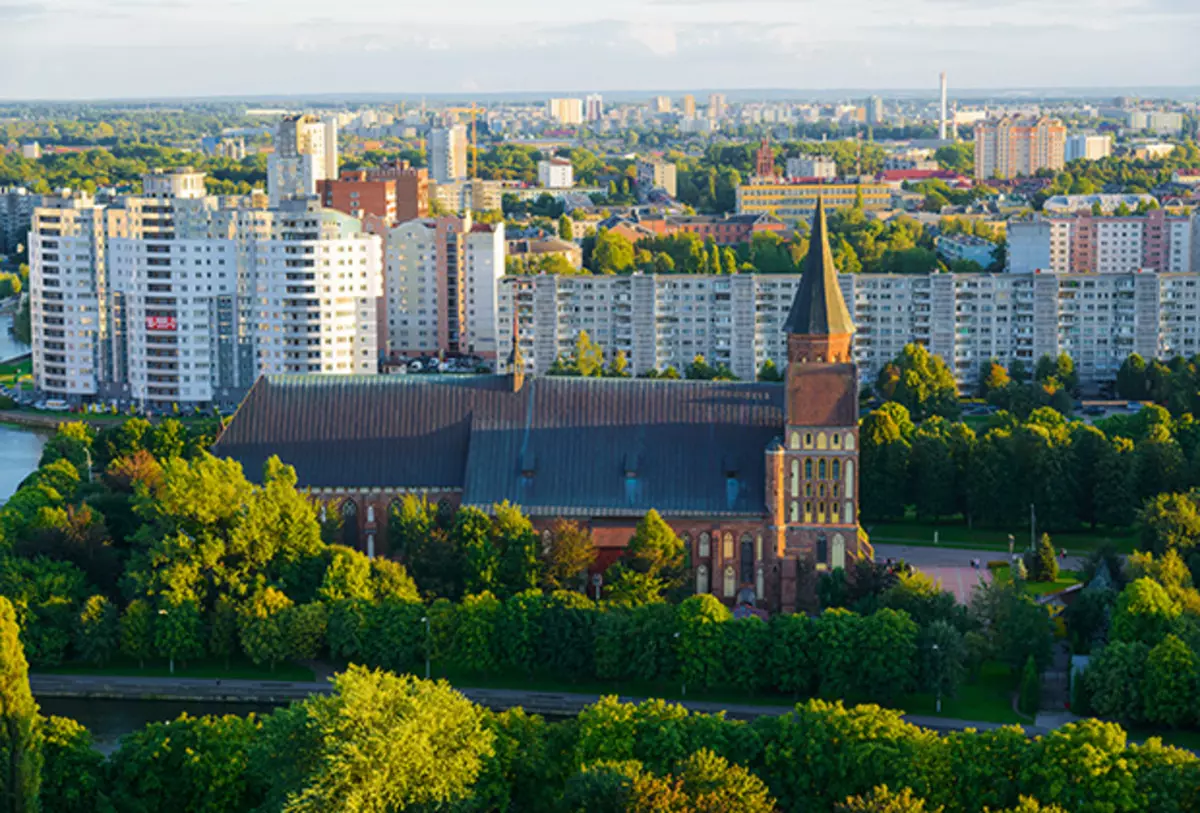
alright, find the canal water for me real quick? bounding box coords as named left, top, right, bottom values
left=39, top=697, right=286, bottom=755
left=0, top=312, right=27, bottom=361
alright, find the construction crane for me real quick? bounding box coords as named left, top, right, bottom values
left=443, top=103, right=483, bottom=178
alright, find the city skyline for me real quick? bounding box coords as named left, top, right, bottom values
left=3, top=0, right=1200, bottom=100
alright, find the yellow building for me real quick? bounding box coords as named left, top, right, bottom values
left=736, top=182, right=891, bottom=221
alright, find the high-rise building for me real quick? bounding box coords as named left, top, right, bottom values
left=1126, top=111, right=1185, bottom=134
left=267, top=115, right=339, bottom=205
left=428, top=126, right=468, bottom=184
left=865, top=96, right=884, bottom=126
left=653, top=96, right=672, bottom=114
left=584, top=94, right=604, bottom=122
left=939, top=73, right=949, bottom=141
left=1065, top=134, right=1114, bottom=162
left=973, top=117, right=1066, bottom=180
left=547, top=98, right=584, bottom=126
left=29, top=168, right=382, bottom=407
left=635, top=159, right=678, bottom=198
left=379, top=215, right=505, bottom=360
left=708, top=93, right=727, bottom=120
left=682, top=94, right=697, bottom=118
left=0, top=187, right=38, bottom=254
left=318, top=171, right=398, bottom=222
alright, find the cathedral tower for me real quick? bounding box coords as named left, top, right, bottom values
left=777, top=197, right=860, bottom=572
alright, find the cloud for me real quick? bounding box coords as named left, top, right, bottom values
left=0, top=2, right=47, bottom=19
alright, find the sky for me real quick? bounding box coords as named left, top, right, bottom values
left=1, top=0, right=1199, bottom=100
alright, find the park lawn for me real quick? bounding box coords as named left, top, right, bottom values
left=0, top=358, right=31, bottom=387
left=901, top=661, right=1023, bottom=725
left=868, top=519, right=1137, bottom=555
left=991, top=566, right=1082, bottom=596
left=36, top=656, right=316, bottom=682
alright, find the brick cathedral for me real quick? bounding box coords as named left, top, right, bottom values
left=215, top=199, right=870, bottom=613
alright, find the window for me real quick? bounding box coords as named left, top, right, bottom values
left=740, top=534, right=754, bottom=584
left=805, top=459, right=813, bottom=479
left=340, top=499, right=358, bottom=548
left=722, top=532, right=734, bottom=560
left=723, top=566, right=736, bottom=598
left=696, top=565, right=709, bottom=595
left=818, top=459, right=827, bottom=479
left=832, top=460, right=841, bottom=480
left=790, top=459, right=800, bottom=497
left=699, top=532, right=711, bottom=557
left=817, top=432, right=828, bottom=450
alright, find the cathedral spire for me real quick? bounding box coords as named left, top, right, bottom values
left=783, top=196, right=855, bottom=337
left=507, top=298, right=525, bottom=392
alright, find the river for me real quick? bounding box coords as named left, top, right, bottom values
left=0, top=313, right=43, bottom=502
left=0, top=312, right=26, bottom=362
left=39, top=697, right=284, bottom=755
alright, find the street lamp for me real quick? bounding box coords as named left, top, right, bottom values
left=931, top=643, right=941, bottom=713
left=157, top=609, right=174, bottom=675
left=421, top=616, right=430, bottom=680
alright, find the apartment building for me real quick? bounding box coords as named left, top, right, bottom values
left=29, top=168, right=382, bottom=407
left=973, top=117, right=1066, bottom=180
left=1126, top=111, right=1185, bottom=134
left=681, top=95, right=696, bottom=118
left=537, top=158, right=574, bottom=189
left=736, top=182, right=891, bottom=222
left=635, top=159, right=678, bottom=198
left=318, top=170, right=398, bottom=222
left=0, top=187, right=37, bottom=254
left=380, top=215, right=505, bottom=361
left=366, top=160, right=430, bottom=222
left=1008, top=212, right=1198, bottom=275
left=267, top=115, right=339, bottom=205
left=547, top=98, right=584, bottom=126
left=1065, top=134, right=1113, bottom=162
left=498, top=269, right=1200, bottom=393
left=28, top=194, right=107, bottom=397
left=584, top=94, right=604, bottom=123
left=785, top=156, right=837, bottom=180
left=428, top=126, right=468, bottom=184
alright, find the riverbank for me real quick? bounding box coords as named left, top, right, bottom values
left=28, top=672, right=1021, bottom=735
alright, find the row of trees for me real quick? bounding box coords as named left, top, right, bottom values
left=3, top=621, right=1197, bottom=813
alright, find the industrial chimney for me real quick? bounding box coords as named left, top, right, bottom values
left=939, top=72, right=949, bottom=141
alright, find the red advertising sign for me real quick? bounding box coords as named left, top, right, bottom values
left=146, top=316, right=177, bottom=331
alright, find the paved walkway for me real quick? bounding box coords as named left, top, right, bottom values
left=29, top=673, right=1038, bottom=735
left=874, top=543, right=1085, bottom=604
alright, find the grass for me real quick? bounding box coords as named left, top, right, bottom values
left=0, top=358, right=31, bottom=388
left=902, top=661, right=1023, bottom=725
left=991, top=566, right=1082, bottom=596
left=35, top=656, right=316, bottom=683
left=868, top=518, right=1137, bottom=555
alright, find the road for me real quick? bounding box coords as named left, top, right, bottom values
left=873, top=543, right=1086, bottom=604
left=29, top=673, right=1030, bottom=735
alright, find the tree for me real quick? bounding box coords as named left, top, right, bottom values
left=107, top=713, right=264, bottom=813
left=979, top=360, right=1011, bottom=399
left=542, top=519, right=597, bottom=591
left=757, top=359, right=783, bottom=382
left=591, top=229, right=635, bottom=273
left=1110, top=578, right=1181, bottom=645
left=860, top=410, right=911, bottom=521
left=119, top=599, right=155, bottom=668
left=153, top=599, right=205, bottom=669
left=255, top=666, right=493, bottom=812
left=1019, top=655, right=1041, bottom=715
left=1086, top=641, right=1150, bottom=723
left=74, top=594, right=118, bottom=666
left=559, top=215, right=574, bottom=241
left=1025, top=534, right=1060, bottom=583
left=917, top=620, right=967, bottom=702
left=494, top=501, right=541, bottom=596
left=574, top=330, right=605, bottom=378
left=39, top=716, right=106, bottom=813
left=1136, top=492, right=1200, bottom=556
left=0, top=596, right=41, bottom=813
left=676, top=595, right=730, bottom=692
left=1143, top=634, right=1197, bottom=729
left=1118, top=353, right=1149, bottom=400
left=618, top=509, right=685, bottom=596
left=883, top=344, right=960, bottom=421
left=837, top=785, right=940, bottom=812
left=971, top=582, right=1054, bottom=672
left=238, top=588, right=294, bottom=670
left=675, top=749, right=775, bottom=812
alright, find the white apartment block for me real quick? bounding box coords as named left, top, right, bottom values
left=1008, top=213, right=1198, bottom=275
left=429, top=126, right=468, bottom=184
left=537, top=158, right=574, bottom=189
left=1065, top=134, right=1113, bottom=162
left=1126, top=111, right=1185, bottom=134
left=785, top=156, right=838, bottom=180
left=267, top=115, right=339, bottom=205
left=381, top=216, right=504, bottom=361
left=547, top=98, right=584, bottom=126
left=498, top=270, right=1200, bottom=393
left=635, top=159, right=678, bottom=198
left=29, top=195, right=107, bottom=397
left=30, top=169, right=382, bottom=407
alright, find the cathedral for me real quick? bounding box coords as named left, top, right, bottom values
left=213, top=199, right=869, bottom=613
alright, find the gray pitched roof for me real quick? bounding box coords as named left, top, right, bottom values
left=214, top=375, right=787, bottom=517
left=783, top=196, right=857, bottom=336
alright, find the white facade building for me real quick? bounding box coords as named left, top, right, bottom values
left=1007, top=213, right=1197, bottom=275
left=267, top=115, right=339, bottom=205
left=0, top=187, right=38, bottom=254
left=785, top=156, right=838, bottom=180
left=584, top=94, right=604, bottom=122
left=546, top=98, right=584, bottom=126
left=499, top=270, right=1200, bottom=393
left=429, top=126, right=468, bottom=184
left=1065, top=134, right=1114, bottom=162
left=537, top=158, right=574, bottom=189
left=30, top=169, right=382, bottom=407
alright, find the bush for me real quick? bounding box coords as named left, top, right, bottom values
left=1019, top=655, right=1041, bottom=715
